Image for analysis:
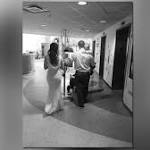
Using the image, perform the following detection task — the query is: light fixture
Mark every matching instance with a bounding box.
[100,20,107,24]
[85,29,90,32]
[78,1,87,5]
[41,24,47,27]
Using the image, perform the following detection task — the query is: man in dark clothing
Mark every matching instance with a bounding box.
[65,40,95,107]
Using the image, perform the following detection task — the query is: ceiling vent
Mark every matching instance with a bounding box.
[23,4,49,13]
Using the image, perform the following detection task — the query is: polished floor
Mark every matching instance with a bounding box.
[23,59,132,148]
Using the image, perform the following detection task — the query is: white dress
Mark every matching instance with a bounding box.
[44,55,64,114]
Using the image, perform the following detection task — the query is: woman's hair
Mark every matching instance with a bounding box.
[48,43,59,66]
[78,40,85,48]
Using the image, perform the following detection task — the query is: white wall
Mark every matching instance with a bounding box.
[93,15,133,87]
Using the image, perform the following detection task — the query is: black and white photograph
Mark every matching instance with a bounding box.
[22,1,133,148]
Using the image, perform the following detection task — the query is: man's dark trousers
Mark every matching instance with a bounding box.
[75,71,90,106]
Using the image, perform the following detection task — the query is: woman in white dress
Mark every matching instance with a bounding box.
[44,43,64,115]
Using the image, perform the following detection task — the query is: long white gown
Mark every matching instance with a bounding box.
[44,55,64,114]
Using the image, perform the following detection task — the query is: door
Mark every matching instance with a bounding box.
[112,25,131,90]
[99,36,106,78]
[92,40,96,58]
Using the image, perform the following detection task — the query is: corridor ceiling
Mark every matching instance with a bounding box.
[23,1,133,38]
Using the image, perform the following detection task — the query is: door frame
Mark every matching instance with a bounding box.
[112,24,131,90]
[92,40,96,58]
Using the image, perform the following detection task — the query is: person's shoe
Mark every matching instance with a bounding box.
[78,104,84,108]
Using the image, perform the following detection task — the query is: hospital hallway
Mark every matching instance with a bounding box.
[23,59,132,148]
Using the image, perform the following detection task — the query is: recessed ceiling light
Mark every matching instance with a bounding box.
[100,20,107,24]
[41,24,47,27]
[78,1,87,5]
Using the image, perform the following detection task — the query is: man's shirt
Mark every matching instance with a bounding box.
[66,48,95,72]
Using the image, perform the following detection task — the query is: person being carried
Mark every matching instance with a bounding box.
[64,40,95,107]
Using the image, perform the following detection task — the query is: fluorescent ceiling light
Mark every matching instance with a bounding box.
[78,1,87,5]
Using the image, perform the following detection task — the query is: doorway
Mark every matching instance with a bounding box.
[99,36,106,78]
[92,40,96,58]
[112,25,131,90]
[41,43,50,57]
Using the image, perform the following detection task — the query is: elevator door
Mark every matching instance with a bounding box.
[112,25,131,89]
[99,36,106,78]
